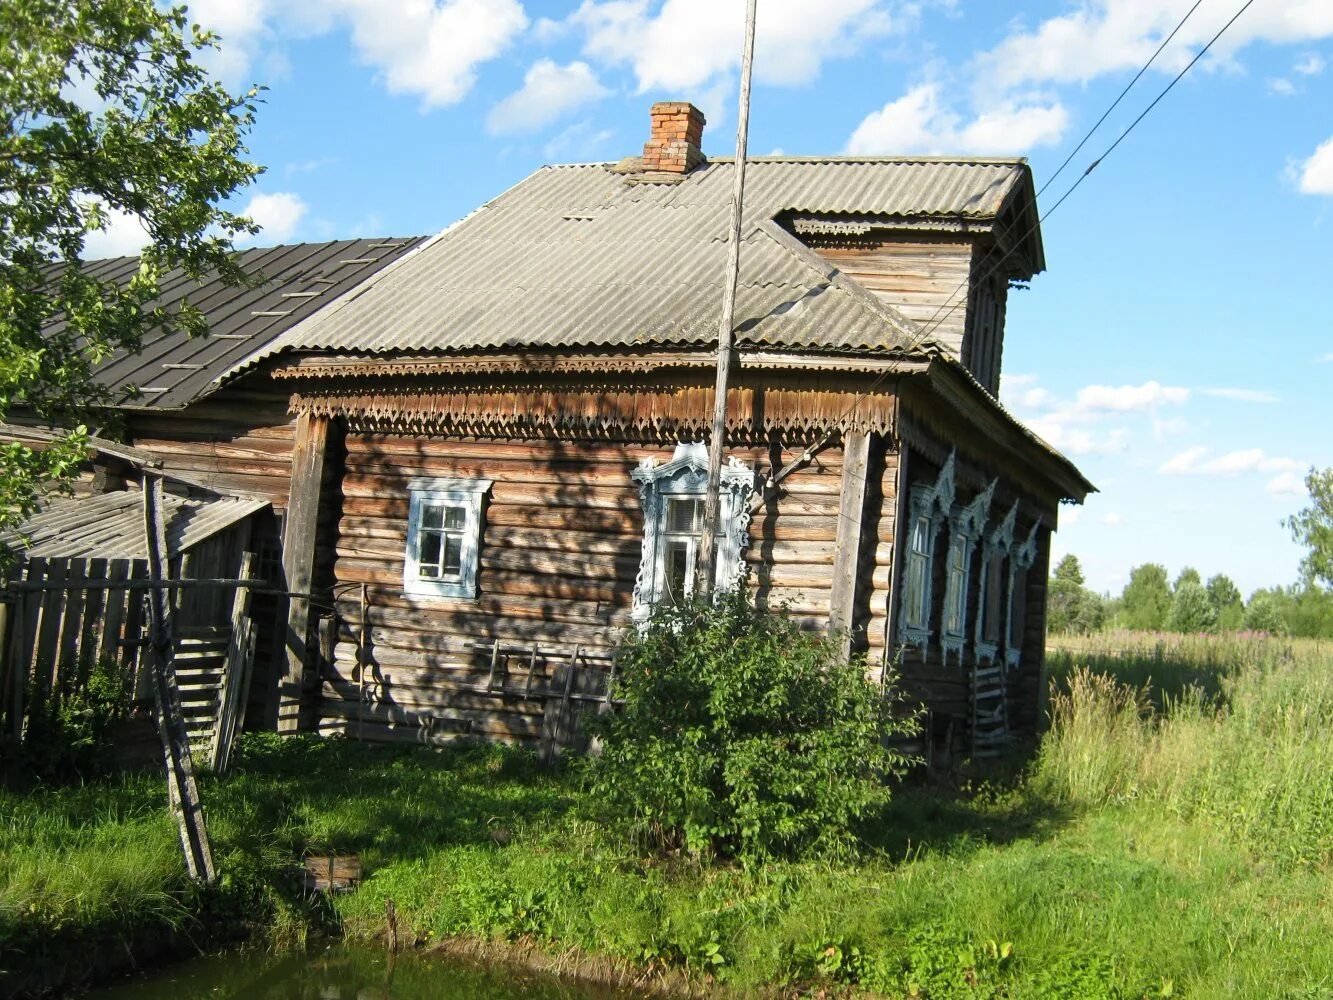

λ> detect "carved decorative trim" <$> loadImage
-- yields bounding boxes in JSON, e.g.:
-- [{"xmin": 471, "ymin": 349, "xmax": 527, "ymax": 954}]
[
  {"xmin": 289, "ymin": 386, "xmax": 898, "ymax": 439},
  {"xmin": 629, "ymin": 443, "xmax": 755, "ymax": 622},
  {"xmin": 272, "ymin": 351, "xmax": 926, "ymax": 380},
  {"xmin": 940, "ymin": 478, "xmax": 997, "ymax": 663},
  {"xmin": 897, "ymin": 451, "xmax": 956, "ymax": 652}
]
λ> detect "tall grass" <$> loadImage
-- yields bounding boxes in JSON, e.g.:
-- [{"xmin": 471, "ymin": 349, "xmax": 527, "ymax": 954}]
[
  {"xmin": 1039, "ymin": 633, "xmax": 1333, "ymax": 867},
  {"xmin": 5, "ymin": 634, "xmax": 1333, "ymax": 998}
]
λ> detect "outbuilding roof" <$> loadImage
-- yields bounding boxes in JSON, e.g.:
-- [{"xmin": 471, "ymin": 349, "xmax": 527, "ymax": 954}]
[
  {"xmin": 240, "ymin": 157, "xmax": 1039, "ymax": 366},
  {"xmin": 77, "ymin": 237, "xmax": 427, "ymax": 409},
  {"xmin": 2, "ymin": 491, "xmax": 268, "ymax": 560}
]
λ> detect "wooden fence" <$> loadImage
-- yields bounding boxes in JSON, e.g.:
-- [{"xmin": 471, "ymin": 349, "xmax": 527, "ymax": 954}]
[{"xmin": 0, "ymin": 557, "xmax": 258, "ymax": 767}]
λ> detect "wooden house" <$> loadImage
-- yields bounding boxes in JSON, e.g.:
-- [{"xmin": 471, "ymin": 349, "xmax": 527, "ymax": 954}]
[
  {"xmin": 217, "ymin": 102, "xmax": 1093, "ymax": 756},
  {"xmin": 9, "ymin": 103, "xmax": 1092, "ymax": 760}
]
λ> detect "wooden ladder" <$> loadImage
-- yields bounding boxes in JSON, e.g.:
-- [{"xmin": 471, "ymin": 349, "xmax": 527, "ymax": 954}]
[{"xmin": 173, "ymin": 629, "xmax": 231, "ymax": 749}]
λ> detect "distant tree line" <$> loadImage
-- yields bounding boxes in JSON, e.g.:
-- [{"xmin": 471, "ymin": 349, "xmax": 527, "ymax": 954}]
[{"xmin": 1049, "ymin": 467, "xmax": 1333, "ymax": 638}]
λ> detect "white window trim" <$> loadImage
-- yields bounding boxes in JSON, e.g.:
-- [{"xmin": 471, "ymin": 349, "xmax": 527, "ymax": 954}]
[
  {"xmin": 897, "ymin": 452, "xmax": 956, "ymax": 652},
  {"xmin": 1004, "ymin": 519, "xmax": 1042, "ymax": 669},
  {"xmin": 940, "ymin": 478, "xmax": 997, "ymax": 663},
  {"xmin": 974, "ymin": 501, "xmax": 1017, "ymax": 663},
  {"xmin": 403, "ymin": 477, "xmax": 492, "ymax": 600},
  {"xmin": 631, "ymin": 442, "xmax": 754, "ymax": 622}
]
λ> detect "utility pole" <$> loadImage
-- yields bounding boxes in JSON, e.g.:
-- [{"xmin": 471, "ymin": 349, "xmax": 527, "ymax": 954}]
[{"xmin": 696, "ymin": 0, "xmax": 758, "ymax": 597}]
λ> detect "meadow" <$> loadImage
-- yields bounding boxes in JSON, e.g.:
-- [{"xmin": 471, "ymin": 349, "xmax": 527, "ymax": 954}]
[{"xmin": 2, "ymin": 632, "xmax": 1331, "ymax": 998}]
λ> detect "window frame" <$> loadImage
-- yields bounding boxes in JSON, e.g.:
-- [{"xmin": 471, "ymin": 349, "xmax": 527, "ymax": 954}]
[
  {"xmin": 974, "ymin": 501, "xmax": 1017, "ymax": 662},
  {"xmin": 403, "ymin": 478, "xmax": 492, "ymax": 600},
  {"xmin": 631, "ymin": 443, "xmax": 754, "ymax": 622},
  {"xmin": 940, "ymin": 478, "xmax": 996, "ymax": 663},
  {"xmin": 896, "ymin": 452, "xmax": 956, "ymax": 652}
]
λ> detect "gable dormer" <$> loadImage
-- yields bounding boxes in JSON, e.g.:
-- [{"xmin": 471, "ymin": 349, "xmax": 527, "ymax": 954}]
[{"xmin": 786, "ymin": 160, "xmax": 1043, "ymax": 397}]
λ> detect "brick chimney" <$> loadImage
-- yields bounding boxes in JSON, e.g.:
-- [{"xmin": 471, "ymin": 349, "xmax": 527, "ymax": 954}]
[{"xmin": 643, "ymin": 102, "xmax": 706, "ymax": 174}]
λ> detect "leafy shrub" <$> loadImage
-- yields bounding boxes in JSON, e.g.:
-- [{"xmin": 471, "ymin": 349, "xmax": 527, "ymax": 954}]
[
  {"xmin": 585, "ymin": 595, "xmax": 915, "ymax": 861},
  {"xmin": 15, "ymin": 656, "xmax": 135, "ymax": 783}
]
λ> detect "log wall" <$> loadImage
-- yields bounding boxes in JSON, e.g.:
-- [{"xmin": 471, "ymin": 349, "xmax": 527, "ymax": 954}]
[
  {"xmin": 808, "ymin": 238, "xmax": 974, "ymax": 357},
  {"xmin": 127, "ymin": 388, "xmax": 298, "ymax": 511},
  {"xmin": 319, "ymin": 433, "xmax": 891, "ymax": 749}
]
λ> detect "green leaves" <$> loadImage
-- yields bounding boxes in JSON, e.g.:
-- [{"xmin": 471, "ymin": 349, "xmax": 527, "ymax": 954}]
[
  {"xmin": 0, "ymin": 0, "xmax": 261, "ymax": 541},
  {"xmin": 586, "ymin": 595, "xmax": 917, "ymax": 862}
]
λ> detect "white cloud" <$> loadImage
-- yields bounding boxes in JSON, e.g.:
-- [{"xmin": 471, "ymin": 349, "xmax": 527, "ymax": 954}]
[
  {"xmin": 1027, "ymin": 418, "xmax": 1129, "ymax": 456},
  {"xmin": 571, "ymin": 0, "xmax": 896, "ymax": 92},
  {"xmin": 1160, "ymin": 447, "xmax": 1303, "ymax": 477},
  {"xmin": 1297, "ymin": 136, "xmax": 1333, "ymax": 195},
  {"xmin": 82, "ymin": 205, "xmax": 150, "ymax": 259},
  {"xmin": 1295, "ymin": 52, "xmax": 1326, "ymax": 75},
  {"xmin": 237, "ymin": 191, "xmax": 308, "ymax": 244},
  {"xmin": 1061, "ymin": 506, "xmax": 1083, "ymax": 527},
  {"xmin": 977, "ymin": 1, "xmax": 1333, "ymax": 93},
  {"xmin": 1201, "ymin": 387, "xmax": 1280, "ymax": 403},
  {"xmin": 488, "ymin": 60, "xmax": 610, "ymax": 134},
  {"xmin": 1074, "ymin": 380, "xmax": 1189, "ymax": 412},
  {"xmin": 542, "ymin": 120, "xmax": 616, "ymax": 162},
  {"xmin": 1266, "ymin": 471, "xmax": 1307, "ymax": 498},
  {"xmin": 193, "ymin": 0, "xmax": 527, "ymax": 109},
  {"xmin": 1268, "ymin": 76, "xmax": 1298, "ymax": 95},
  {"xmin": 1100, "ymin": 512, "xmax": 1125, "ymax": 526},
  {"xmin": 846, "ymin": 83, "xmax": 1068, "ymax": 155},
  {"xmin": 1322, "ymin": 353, "xmax": 1333, "ymax": 362}
]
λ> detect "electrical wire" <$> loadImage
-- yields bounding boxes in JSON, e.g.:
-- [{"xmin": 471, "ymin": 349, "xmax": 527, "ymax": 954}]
[{"xmin": 757, "ymin": 0, "xmax": 1259, "ymax": 501}]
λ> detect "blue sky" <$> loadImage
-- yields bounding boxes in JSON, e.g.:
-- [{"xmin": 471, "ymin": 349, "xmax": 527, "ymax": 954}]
[{"xmin": 87, "ymin": 1, "xmax": 1333, "ymax": 597}]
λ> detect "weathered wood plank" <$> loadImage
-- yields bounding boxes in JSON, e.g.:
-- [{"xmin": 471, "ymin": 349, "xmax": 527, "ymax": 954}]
[{"xmin": 279, "ymin": 411, "xmax": 329, "ymax": 733}]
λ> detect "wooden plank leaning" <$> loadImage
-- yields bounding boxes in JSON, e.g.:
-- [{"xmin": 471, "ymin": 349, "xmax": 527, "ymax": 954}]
[
  {"xmin": 210, "ymin": 552, "xmax": 255, "ymax": 774},
  {"xmin": 143, "ymin": 474, "xmax": 216, "ymax": 884}
]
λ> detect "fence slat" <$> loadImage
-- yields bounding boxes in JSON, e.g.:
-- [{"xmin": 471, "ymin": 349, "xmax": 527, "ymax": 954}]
[
  {"xmin": 76, "ymin": 559, "xmax": 108, "ymax": 682},
  {"xmin": 56, "ymin": 558, "xmax": 88, "ymax": 688},
  {"xmin": 100, "ymin": 561, "xmax": 131, "ymax": 682},
  {"xmin": 32, "ymin": 558, "xmax": 63, "ymax": 714}
]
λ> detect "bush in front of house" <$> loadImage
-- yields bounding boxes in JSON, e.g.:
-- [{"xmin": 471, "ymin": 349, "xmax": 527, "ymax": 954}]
[{"xmin": 585, "ymin": 595, "xmax": 916, "ymax": 862}]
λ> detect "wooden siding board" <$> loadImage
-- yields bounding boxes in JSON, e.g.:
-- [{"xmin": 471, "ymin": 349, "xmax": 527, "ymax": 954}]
[{"xmin": 321, "ymin": 433, "xmax": 847, "ymax": 748}]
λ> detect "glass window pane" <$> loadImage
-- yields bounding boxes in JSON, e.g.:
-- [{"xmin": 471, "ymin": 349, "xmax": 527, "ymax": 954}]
[
  {"xmin": 442, "ymin": 535, "xmax": 463, "ymax": 576},
  {"xmin": 912, "ymin": 516, "xmax": 931, "ymax": 555},
  {"xmin": 421, "ymin": 504, "xmax": 444, "ymax": 529},
  {"xmin": 666, "ymin": 498, "xmax": 701, "ymax": 534},
  {"xmin": 664, "ymin": 540, "xmax": 691, "ymax": 604},
  {"xmin": 905, "ymin": 553, "xmax": 926, "ymax": 627},
  {"xmin": 443, "ymin": 505, "xmax": 466, "ymax": 531},
  {"xmin": 419, "ymin": 530, "xmax": 441, "ymax": 571}
]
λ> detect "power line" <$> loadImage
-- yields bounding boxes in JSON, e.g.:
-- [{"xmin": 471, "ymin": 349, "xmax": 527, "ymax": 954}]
[
  {"xmin": 764, "ymin": 0, "xmax": 1259, "ymax": 493},
  {"xmin": 1036, "ymin": 0, "xmax": 1207, "ymax": 201}
]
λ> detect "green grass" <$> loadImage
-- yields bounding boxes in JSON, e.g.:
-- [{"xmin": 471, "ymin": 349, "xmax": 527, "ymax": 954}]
[{"xmin": 4, "ymin": 633, "xmax": 1333, "ymax": 998}]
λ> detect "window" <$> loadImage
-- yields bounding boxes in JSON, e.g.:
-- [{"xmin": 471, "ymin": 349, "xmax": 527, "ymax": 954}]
[
  {"xmin": 404, "ymin": 478, "xmax": 491, "ymax": 599},
  {"xmin": 942, "ymin": 532, "xmax": 967, "ymax": 638},
  {"xmin": 896, "ymin": 453, "xmax": 955, "ymax": 652},
  {"xmin": 631, "ymin": 443, "xmax": 754, "ymax": 622},
  {"xmin": 657, "ymin": 495, "xmax": 726, "ymax": 606},
  {"xmin": 903, "ymin": 515, "xmax": 933, "ymax": 630},
  {"xmin": 940, "ymin": 479, "xmax": 995, "ymax": 663},
  {"xmin": 982, "ymin": 554, "xmax": 1005, "ymax": 645}
]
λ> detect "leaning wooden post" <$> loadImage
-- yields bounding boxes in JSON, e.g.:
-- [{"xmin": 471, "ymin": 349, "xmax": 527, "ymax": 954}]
[
  {"xmin": 695, "ymin": 0, "xmax": 759, "ymax": 596},
  {"xmin": 143, "ymin": 473, "xmax": 216, "ymax": 884},
  {"xmin": 279, "ymin": 411, "xmax": 330, "ymax": 733},
  {"xmin": 828, "ymin": 431, "xmax": 873, "ymax": 660},
  {"xmin": 210, "ymin": 552, "xmax": 255, "ymax": 774}
]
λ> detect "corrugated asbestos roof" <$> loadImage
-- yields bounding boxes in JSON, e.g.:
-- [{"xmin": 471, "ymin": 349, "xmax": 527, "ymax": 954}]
[
  {"xmin": 75, "ymin": 237, "xmax": 427, "ymax": 408},
  {"xmin": 3, "ymin": 491, "xmax": 268, "ymax": 559},
  {"xmin": 243, "ymin": 157, "xmax": 1035, "ymax": 364}
]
